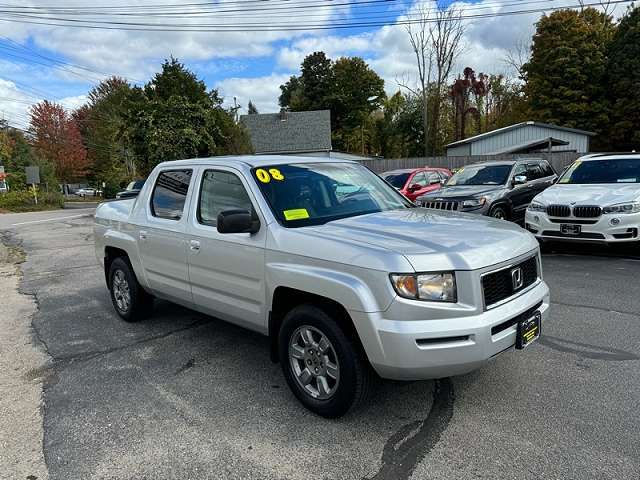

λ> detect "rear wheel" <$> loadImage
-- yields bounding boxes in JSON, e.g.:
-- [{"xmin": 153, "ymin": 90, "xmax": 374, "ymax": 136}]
[
  {"xmin": 108, "ymin": 257, "xmax": 153, "ymax": 322},
  {"xmin": 278, "ymin": 305, "xmax": 374, "ymax": 418}
]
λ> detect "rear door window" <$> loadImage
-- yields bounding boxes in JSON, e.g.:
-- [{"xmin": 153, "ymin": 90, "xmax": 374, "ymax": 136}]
[
  {"xmin": 540, "ymin": 161, "xmax": 555, "ymax": 177},
  {"xmin": 150, "ymin": 170, "xmax": 193, "ymax": 220},
  {"xmin": 412, "ymin": 172, "xmax": 428, "ymax": 187}
]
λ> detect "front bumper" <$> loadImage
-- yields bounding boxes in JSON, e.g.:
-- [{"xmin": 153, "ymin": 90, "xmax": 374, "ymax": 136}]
[
  {"xmin": 350, "ymin": 280, "xmax": 550, "ymax": 380},
  {"xmin": 525, "ymin": 210, "xmax": 640, "ymax": 243}
]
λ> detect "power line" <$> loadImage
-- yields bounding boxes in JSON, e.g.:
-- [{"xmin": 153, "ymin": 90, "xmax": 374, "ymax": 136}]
[{"xmin": 0, "ymin": 0, "xmax": 631, "ymax": 31}]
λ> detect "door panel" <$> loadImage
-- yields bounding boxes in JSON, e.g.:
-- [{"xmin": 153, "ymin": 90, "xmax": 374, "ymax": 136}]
[
  {"xmin": 508, "ymin": 164, "xmax": 534, "ymax": 219},
  {"xmin": 138, "ymin": 169, "xmax": 194, "ymax": 304},
  {"xmin": 187, "ymin": 169, "xmax": 267, "ymax": 332}
]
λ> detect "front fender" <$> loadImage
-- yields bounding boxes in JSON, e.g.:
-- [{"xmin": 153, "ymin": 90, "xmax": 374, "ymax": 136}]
[{"xmin": 266, "ymin": 262, "xmax": 393, "ymax": 314}]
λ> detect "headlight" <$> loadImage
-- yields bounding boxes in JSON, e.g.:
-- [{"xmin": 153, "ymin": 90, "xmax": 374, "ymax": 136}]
[
  {"xmin": 462, "ymin": 197, "xmax": 486, "ymax": 208},
  {"xmin": 603, "ymin": 202, "xmax": 640, "ymax": 214},
  {"xmin": 528, "ymin": 202, "xmax": 547, "ymax": 212},
  {"xmin": 390, "ymin": 272, "xmax": 457, "ymax": 302}
]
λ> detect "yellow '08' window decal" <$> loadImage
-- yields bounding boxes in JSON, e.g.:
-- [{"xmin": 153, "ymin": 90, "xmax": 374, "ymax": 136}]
[
  {"xmin": 255, "ymin": 168, "xmax": 285, "ymax": 183},
  {"xmin": 283, "ymin": 209, "xmax": 310, "ymax": 221}
]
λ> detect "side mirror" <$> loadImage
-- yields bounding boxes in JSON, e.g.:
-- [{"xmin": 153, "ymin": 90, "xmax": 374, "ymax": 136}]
[
  {"xmin": 513, "ymin": 175, "xmax": 527, "ymax": 185},
  {"xmin": 408, "ymin": 183, "xmax": 421, "ymax": 193},
  {"xmin": 217, "ymin": 209, "xmax": 260, "ymax": 234}
]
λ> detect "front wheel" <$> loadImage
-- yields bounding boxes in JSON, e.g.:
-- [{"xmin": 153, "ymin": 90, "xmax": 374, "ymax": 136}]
[
  {"xmin": 489, "ymin": 205, "xmax": 509, "ymax": 220},
  {"xmin": 278, "ymin": 305, "xmax": 374, "ymax": 418}
]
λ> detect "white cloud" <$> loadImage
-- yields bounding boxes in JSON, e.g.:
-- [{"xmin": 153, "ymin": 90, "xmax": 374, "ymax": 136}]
[
  {"xmin": 0, "ymin": 78, "xmax": 36, "ymax": 130},
  {"xmin": 216, "ymin": 74, "xmax": 291, "ymax": 114}
]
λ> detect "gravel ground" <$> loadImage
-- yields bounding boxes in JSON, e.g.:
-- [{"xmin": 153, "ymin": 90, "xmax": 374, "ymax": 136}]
[{"xmin": 0, "ymin": 239, "xmax": 50, "ymax": 480}]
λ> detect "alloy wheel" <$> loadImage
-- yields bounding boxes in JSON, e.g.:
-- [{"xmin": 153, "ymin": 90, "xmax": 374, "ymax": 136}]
[
  {"xmin": 112, "ymin": 269, "xmax": 131, "ymax": 313},
  {"xmin": 289, "ymin": 325, "xmax": 340, "ymax": 400}
]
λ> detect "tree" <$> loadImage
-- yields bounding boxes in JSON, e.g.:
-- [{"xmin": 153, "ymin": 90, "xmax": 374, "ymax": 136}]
[
  {"xmin": 429, "ymin": 4, "xmax": 466, "ymax": 154},
  {"xmin": 523, "ymin": 8, "xmax": 614, "ymax": 148},
  {"xmin": 400, "ymin": 3, "xmax": 434, "ymax": 157},
  {"xmin": 247, "ymin": 100, "xmax": 259, "ymax": 114},
  {"xmin": 74, "ymin": 77, "xmax": 135, "ymax": 194},
  {"xmin": 30, "ymin": 100, "xmax": 89, "ymax": 183},
  {"xmin": 279, "ymin": 52, "xmax": 385, "ymax": 153},
  {"xmin": 125, "ymin": 58, "xmax": 251, "ymax": 175},
  {"xmin": 279, "ymin": 52, "xmax": 334, "ymax": 112},
  {"xmin": 606, "ymin": 4, "xmax": 640, "ymax": 151},
  {"xmin": 450, "ymin": 67, "xmax": 489, "ymax": 140}
]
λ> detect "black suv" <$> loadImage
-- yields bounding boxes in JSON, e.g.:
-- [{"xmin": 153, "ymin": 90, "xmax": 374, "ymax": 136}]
[{"xmin": 415, "ymin": 158, "xmax": 557, "ymax": 221}]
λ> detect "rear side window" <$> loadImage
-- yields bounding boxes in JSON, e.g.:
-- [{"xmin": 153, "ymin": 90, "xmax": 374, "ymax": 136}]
[
  {"xmin": 412, "ymin": 172, "xmax": 428, "ymax": 187},
  {"xmin": 150, "ymin": 170, "xmax": 193, "ymax": 220},
  {"xmin": 540, "ymin": 161, "xmax": 555, "ymax": 177},
  {"xmin": 198, "ymin": 170, "xmax": 253, "ymax": 226}
]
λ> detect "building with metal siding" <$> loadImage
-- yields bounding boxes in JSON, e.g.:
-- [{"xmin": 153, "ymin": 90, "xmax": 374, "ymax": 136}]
[{"xmin": 445, "ymin": 121, "xmax": 595, "ymax": 157}]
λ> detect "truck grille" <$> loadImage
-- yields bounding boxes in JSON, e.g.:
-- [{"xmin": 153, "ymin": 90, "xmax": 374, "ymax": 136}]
[
  {"xmin": 422, "ymin": 200, "xmax": 460, "ymax": 211},
  {"xmin": 481, "ymin": 256, "xmax": 538, "ymax": 309},
  {"xmin": 547, "ymin": 205, "xmax": 570, "ymax": 217},
  {"xmin": 573, "ymin": 205, "xmax": 602, "ymax": 218}
]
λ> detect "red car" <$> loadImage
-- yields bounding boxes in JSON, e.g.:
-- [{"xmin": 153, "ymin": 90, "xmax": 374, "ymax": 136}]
[{"xmin": 381, "ymin": 167, "xmax": 452, "ymax": 201}]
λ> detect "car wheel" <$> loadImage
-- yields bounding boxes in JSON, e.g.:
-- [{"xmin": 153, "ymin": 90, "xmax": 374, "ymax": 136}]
[
  {"xmin": 278, "ymin": 304, "xmax": 374, "ymax": 418},
  {"xmin": 489, "ymin": 205, "xmax": 509, "ymax": 220},
  {"xmin": 108, "ymin": 257, "xmax": 153, "ymax": 322}
]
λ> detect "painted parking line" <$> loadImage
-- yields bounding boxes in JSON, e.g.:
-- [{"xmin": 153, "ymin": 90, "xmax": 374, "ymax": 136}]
[{"xmin": 11, "ymin": 213, "xmax": 93, "ymax": 227}]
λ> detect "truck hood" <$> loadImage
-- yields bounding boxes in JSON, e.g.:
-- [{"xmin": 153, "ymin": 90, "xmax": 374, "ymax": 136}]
[
  {"xmin": 307, "ymin": 208, "xmax": 537, "ymax": 271},
  {"xmin": 419, "ymin": 184, "xmax": 503, "ymax": 200},
  {"xmin": 534, "ymin": 184, "xmax": 640, "ymax": 206}
]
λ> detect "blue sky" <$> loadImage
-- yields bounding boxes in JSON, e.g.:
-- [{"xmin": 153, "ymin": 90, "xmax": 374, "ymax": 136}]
[{"xmin": 0, "ymin": 0, "xmax": 568, "ymax": 128}]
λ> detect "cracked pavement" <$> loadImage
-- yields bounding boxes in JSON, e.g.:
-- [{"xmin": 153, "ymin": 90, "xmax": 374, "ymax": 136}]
[{"xmin": 1, "ymin": 211, "xmax": 639, "ymax": 480}]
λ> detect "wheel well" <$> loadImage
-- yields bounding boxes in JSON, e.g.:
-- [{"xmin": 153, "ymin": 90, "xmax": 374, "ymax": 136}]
[
  {"xmin": 490, "ymin": 201, "xmax": 511, "ymax": 216},
  {"xmin": 104, "ymin": 246, "xmax": 130, "ymax": 284},
  {"xmin": 269, "ymin": 287, "xmax": 361, "ymax": 363}
]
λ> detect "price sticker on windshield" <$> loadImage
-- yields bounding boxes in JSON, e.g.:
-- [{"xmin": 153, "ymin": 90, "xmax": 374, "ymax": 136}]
[{"xmin": 255, "ymin": 168, "xmax": 285, "ymax": 183}]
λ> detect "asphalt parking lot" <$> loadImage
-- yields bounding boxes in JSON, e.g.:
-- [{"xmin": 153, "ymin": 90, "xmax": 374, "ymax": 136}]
[{"xmin": 2, "ymin": 211, "xmax": 639, "ymax": 480}]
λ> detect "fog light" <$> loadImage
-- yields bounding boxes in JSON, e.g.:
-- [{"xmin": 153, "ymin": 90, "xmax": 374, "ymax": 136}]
[
  {"xmin": 610, "ymin": 218, "xmax": 620, "ymax": 226},
  {"xmin": 533, "ymin": 215, "xmax": 539, "ymax": 222}
]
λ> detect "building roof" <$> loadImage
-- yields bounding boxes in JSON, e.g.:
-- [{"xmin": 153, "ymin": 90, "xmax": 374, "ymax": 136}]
[
  {"xmin": 240, "ymin": 110, "xmax": 332, "ymax": 154},
  {"xmin": 446, "ymin": 121, "xmax": 596, "ymax": 148},
  {"xmin": 484, "ymin": 137, "xmax": 570, "ymax": 155}
]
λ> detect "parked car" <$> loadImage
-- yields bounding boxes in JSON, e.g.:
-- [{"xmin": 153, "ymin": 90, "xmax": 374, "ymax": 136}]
[
  {"xmin": 416, "ymin": 158, "xmax": 557, "ymax": 221},
  {"xmin": 76, "ymin": 188, "xmax": 97, "ymax": 197},
  {"xmin": 525, "ymin": 153, "xmax": 640, "ymax": 243},
  {"xmin": 94, "ymin": 156, "xmax": 549, "ymax": 418},
  {"xmin": 381, "ymin": 167, "xmax": 451, "ymax": 201},
  {"xmin": 115, "ymin": 180, "xmax": 146, "ymax": 199}
]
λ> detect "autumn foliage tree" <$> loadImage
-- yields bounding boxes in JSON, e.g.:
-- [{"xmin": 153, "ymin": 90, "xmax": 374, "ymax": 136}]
[{"xmin": 29, "ymin": 101, "xmax": 89, "ymax": 183}]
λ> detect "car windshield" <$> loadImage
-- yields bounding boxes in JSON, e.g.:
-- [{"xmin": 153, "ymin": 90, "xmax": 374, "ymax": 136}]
[
  {"xmin": 558, "ymin": 158, "xmax": 640, "ymax": 184},
  {"xmin": 126, "ymin": 180, "xmax": 145, "ymax": 190},
  {"xmin": 252, "ymin": 162, "xmax": 413, "ymax": 227},
  {"xmin": 382, "ymin": 172, "xmax": 410, "ymax": 189},
  {"xmin": 446, "ymin": 165, "xmax": 512, "ymax": 186}
]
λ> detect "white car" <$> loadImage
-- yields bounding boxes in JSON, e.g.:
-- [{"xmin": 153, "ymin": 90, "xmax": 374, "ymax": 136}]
[
  {"xmin": 525, "ymin": 154, "xmax": 640, "ymax": 243},
  {"xmin": 76, "ymin": 188, "xmax": 97, "ymax": 197}
]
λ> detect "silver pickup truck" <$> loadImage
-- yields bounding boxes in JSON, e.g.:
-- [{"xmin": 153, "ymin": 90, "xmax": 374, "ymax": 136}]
[{"xmin": 95, "ymin": 156, "xmax": 550, "ymax": 417}]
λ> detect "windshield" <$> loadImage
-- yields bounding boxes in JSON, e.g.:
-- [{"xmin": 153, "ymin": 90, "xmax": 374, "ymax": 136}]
[
  {"xmin": 382, "ymin": 172, "xmax": 410, "ymax": 189},
  {"xmin": 558, "ymin": 158, "xmax": 640, "ymax": 184},
  {"xmin": 446, "ymin": 165, "xmax": 512, "ymax": 186},
  {"xmin": 126, "ymin": 180, "xmax": 145, "ymax": 190},
  {"xmin": 252, "ymin": 162, "xmax": 413, "ymax": 227}
]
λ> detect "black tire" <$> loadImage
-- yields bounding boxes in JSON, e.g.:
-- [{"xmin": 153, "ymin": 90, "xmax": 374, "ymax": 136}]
[
  {"xmin": 108, "ymin": 257, "xmax": 153, "ymax": 322},
  {"xmin": 489, "ymin": 204, "xmax": 509, "ymax": 220},
  {"xmin": 278, "ymin": 304, "xmax": 375, "ymax": 418}
]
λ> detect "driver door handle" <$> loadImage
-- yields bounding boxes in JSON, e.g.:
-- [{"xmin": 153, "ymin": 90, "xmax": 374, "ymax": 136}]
[{"xmin": 189, "ymin": 240, "xmax": 201, "ymax": 251}]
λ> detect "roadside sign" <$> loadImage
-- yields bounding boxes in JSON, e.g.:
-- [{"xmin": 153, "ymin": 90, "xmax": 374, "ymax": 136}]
[{"xmin": 26, "ymin": 166, "xmax": 40, "ymax": 185}]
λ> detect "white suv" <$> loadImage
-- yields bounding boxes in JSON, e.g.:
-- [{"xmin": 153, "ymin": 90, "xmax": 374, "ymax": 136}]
[{"xmin": 525, "ymin": 154, "xmax": 640, "ymax": 243}]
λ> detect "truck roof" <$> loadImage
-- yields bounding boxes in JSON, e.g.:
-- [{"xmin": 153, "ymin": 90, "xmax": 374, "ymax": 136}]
[{"xmin": 156, "ymin": 155, "xmax": 357, "ymax": 169}]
